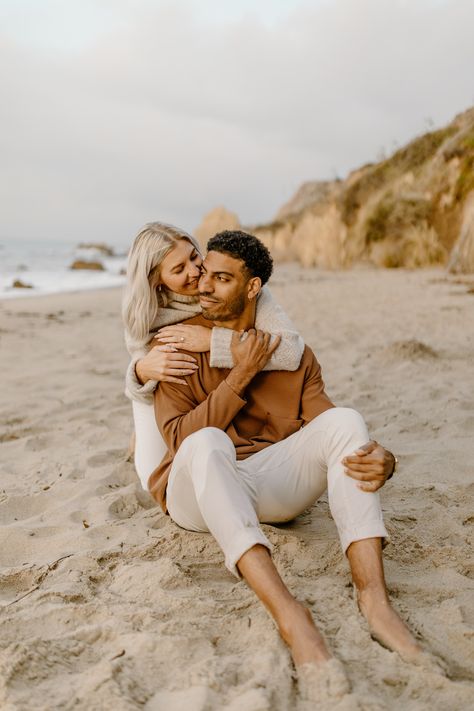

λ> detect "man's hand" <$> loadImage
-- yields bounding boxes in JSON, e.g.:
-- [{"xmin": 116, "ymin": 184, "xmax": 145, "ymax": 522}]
[
  {"xmin": 226, "ymin": 329, "xmax": 281, "ymax": 396},
  {"xmin": 343, "ymin": 440, "xmax": 396, "ymax": 492}
]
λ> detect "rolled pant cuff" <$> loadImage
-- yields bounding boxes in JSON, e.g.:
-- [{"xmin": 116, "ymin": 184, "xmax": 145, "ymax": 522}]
[
  {"xmin": 225, "ymin": 527, "xmax": 273, "ymax": 579},
  {"xmin": 340, "ymin": 521, "xmax": 389, "ymax": 555}
]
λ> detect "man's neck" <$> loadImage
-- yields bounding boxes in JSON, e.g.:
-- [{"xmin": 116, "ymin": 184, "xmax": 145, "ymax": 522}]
[{"xmin": 211, "ymin": 300, "xmax": 257, "ymax": 331}]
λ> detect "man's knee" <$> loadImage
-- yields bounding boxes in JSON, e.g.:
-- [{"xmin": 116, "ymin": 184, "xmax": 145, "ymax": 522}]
[
  {"xmin": 311, "ymin": 407, "xmax": 369, "ymax": 447},
  {"xmin": 180, "ymin": 426, "xmax": 233, "ymax": 458}
]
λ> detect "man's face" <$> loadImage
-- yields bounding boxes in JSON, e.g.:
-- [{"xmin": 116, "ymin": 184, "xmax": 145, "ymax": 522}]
[{"xmin": 198, "ymin": 250, "xmax": 249, "ymax": 321}]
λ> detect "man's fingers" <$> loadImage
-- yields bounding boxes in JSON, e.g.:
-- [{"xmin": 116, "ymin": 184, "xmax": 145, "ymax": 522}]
[
  {"xmin": 343, "ymin": 455, "xmax": 384, "ymax": 467},
  {"xmin": 344, "ymin": 468, "xmax": 384, "ymax": 482},
  {"xmin": 267, "ymin": 334, "xmax": 281, "ymax": 355},
  {"xmin": 352, "ymin": 440, "xmax": 377, "ymax": 456},
  {"xmin": 357, "ymin": 480, "xmax": 383, "ymax": 493},
  {"xmin": 343, "ymin": 441, "xmax": 378, "ymax": 460},
  {"xmin": 231, "ymin": 330, "xmax": 241, "ymax": 347}
]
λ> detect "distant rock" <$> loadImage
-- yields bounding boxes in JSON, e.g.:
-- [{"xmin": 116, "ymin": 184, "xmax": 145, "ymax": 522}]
[
  {"xmin": 69, "ymin": 260, "xmax": 105, "ymax": 271},
  {"xmin": 194, "ymin": 207, "xmax": 241, "ymax": 248},
  {"xmin": 12, "ymin": 279, "xmax": 33, "ymax": 289},
  {"xmin": 77, "ymin": 242, "xmax": 115, "ymax": 257}
]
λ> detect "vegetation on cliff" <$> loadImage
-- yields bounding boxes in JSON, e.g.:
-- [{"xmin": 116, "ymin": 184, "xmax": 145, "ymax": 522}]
[{"xmin": 249, "ymin": 107, "xmax": 474, "ymax": 271}]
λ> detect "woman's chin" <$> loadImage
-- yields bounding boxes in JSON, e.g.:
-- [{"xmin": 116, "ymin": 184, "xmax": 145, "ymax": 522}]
[{"xmin": 182, "ymin": 285, "xmax": 200, "ymax": 296}]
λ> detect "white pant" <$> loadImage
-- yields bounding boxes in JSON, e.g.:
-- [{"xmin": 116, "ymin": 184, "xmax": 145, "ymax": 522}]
[
  {"xmin": 167, "ymin": 407, "xmax": 388, "ymax": 577},
  {"xmin": 132, "ymin": 399, "xmax": 168, "ymax": 490}
]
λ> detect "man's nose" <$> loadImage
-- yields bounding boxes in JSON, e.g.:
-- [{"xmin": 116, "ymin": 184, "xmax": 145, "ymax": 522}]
[{"xmin": 199, "ymin": 273, "xmax": 212, "ymax": 292}]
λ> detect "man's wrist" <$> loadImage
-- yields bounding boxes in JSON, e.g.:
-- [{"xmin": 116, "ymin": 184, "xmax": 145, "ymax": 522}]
[
  {"xmin": 386, "ymin": 453, "xmax": 398, "ymax": 480},
  {"xmin": 226, "ymin": 364, "xmax": 257, "ymax": 396}
]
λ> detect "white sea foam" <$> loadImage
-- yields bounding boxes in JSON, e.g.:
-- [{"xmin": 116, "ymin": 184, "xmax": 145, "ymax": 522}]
[{"xmin": 0, "ymin": 240, "xmax": 128, "ymax": 299}]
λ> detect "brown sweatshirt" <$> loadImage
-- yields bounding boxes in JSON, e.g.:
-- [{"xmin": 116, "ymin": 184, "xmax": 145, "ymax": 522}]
[{"xmin": 148, "ymin": 315, "xmax": 334, "ymax": 511}]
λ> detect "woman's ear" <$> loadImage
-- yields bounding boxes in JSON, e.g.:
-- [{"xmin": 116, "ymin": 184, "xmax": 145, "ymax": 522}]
[{"xmin": 247, "ymin": 277, "xmax": 262, "ymax": 301}]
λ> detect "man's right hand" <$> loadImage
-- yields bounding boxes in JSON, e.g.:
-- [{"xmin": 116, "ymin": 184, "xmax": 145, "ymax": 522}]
[{"xmin": 226, "ymin": 329, "xmax": 281, "ymax": 395}]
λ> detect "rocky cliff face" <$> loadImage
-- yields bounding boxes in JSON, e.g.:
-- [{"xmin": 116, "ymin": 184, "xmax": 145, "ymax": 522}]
[{"xmin": 249, "ymin": 107, "xmax": 474, "ymax": 271}]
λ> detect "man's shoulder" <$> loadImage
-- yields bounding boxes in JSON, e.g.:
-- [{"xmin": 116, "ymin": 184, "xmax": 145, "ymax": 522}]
[{"xmin": 301, "ymin": 343, "xmax": 319, "ymax": 367}]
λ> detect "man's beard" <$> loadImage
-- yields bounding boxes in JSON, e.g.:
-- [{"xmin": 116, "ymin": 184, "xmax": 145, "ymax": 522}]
[{"xmin": 200, "ymin": 291, "xmax": 246, "ymax": 321}]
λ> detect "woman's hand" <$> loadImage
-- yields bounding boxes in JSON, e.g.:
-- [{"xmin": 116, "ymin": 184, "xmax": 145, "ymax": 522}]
[
  {"xmin": 135, "ymin": 344, "xmax": 199, "ymax": 385},
  {"xmin": 155, "ymin": 325, "xmax": 211, "ymax": 353}
]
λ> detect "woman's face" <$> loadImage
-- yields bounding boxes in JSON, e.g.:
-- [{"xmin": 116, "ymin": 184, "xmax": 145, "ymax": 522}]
[{"xmin": 158, "ymin": 239, "xmax": 202, "ymax": 296}]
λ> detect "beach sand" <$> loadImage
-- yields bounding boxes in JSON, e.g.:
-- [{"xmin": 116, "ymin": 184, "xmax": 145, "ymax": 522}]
[{"xmin": 0, "ymin": 266, "xmax": 473, "ymax": 710}]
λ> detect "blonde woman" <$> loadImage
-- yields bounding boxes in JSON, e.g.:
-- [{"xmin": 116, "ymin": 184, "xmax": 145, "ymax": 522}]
[{"xmin": 123, "ymin": 222, "xmax": 304, "ymax": 490}]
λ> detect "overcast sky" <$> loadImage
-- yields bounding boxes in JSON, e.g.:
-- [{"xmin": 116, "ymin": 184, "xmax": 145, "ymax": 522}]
[{"xmin": 1, "ymin": 0, "xmax": 473, "ymax": 244}]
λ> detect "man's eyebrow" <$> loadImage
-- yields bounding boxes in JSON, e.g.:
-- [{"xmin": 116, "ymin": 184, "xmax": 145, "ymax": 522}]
[{"xmin": 201, "ymin": 266, "xmax": 235, "ymax": 278}]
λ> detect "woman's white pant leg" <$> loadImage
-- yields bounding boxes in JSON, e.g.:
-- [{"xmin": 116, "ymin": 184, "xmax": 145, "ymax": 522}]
[
  {"xmin": 316, "ymin": 407, "xmax": 388, "ymax": 553},
  {"xmin": 167, "ymin": 427, "xmax": 272, "ymax": 577},
  {"xmin": 132, "ymin": 399, "xmax": 168, "ymax": 489}
]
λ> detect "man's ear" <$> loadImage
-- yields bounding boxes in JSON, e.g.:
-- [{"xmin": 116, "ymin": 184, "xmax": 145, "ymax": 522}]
[{"xmin": 247, "ymin": 276, "xmax": 262, "ymax": 301}]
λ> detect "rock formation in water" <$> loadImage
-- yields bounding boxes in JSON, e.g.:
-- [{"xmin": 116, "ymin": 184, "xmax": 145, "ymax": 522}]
[{"xmin": 69, "ymin": 260, "xmax": 105, "ymax": 271}]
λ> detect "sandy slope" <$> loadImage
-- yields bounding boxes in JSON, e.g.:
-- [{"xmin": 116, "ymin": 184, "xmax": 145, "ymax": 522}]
[{"xmin": 0, "ymin": 267, "xmax": 473, "ymax": 710}]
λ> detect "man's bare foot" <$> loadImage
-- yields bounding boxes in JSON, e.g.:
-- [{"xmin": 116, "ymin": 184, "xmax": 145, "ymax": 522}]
[
  {"xmin": 357, "ymin": 587, "xmax": 422, "ymax": 661},
  {"xmin": 297, "ymin": 659, "xmax": 350, "ymax": 702},
  {"xmin": 277, "ymin": 600, "xmax": 332, "ymax": 667},
  {"xmin": 277, "ymin": 602, "xmax": 351, "ymax": 701}
]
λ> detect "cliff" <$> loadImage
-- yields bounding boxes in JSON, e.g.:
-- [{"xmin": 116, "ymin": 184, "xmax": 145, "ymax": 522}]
[{"xmin": 249, "ymin": 107, "xmax": 474, "ymax": 271}]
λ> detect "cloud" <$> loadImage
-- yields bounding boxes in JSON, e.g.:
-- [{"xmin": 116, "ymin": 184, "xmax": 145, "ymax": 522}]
[{"xmin": 1, "ymin": 0, "xmax": 473, "ymax": 243}]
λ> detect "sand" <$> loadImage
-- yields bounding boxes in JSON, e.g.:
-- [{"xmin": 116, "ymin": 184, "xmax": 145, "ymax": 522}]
[{"xmin": 0, "ymin": 266, "xmax": 473, "ymax": 710}]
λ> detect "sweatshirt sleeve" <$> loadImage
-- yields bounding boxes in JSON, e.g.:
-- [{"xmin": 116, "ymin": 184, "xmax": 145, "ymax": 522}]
[
  {"xmin": 209, "ymin": 286, "xmax": 304, "ymax": 371},
  {"xmin": 124, "ymin": 346, "xmax": 158, "ymax": 403},
  {"xmin": 155, "ymin": 375, "xmax": 246, "ymax": 455}
]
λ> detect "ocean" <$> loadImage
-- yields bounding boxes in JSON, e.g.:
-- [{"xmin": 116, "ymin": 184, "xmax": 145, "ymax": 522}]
[{"xmin": 0, "ymin": 239, "xmax": 128, "ymax": 299}]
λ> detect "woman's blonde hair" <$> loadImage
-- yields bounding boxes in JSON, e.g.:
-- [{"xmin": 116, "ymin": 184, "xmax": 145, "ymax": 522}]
[{"xmin": 122, "ymin": 221, "xmax": 201, "ymax": 349}]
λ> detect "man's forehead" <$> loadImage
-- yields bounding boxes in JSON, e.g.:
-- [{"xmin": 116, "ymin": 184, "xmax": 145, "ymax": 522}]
[{"xmin": 203, "ymin": 250, "xmax": 244, "ymax": 274}]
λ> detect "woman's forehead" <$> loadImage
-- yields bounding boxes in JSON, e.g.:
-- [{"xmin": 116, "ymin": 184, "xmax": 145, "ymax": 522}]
[{"xmin": 163, "ymin": 239, "xmax": 195, "ymax": 267}]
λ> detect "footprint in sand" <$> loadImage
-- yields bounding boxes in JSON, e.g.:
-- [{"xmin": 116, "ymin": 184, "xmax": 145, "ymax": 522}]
[
  {"xmin": 108, "ymin": 493, "xmax": 140, "ymax": 520},
  {"xmin": 86, "ymin": 449, "xmax": 123, "ymax": 468}
]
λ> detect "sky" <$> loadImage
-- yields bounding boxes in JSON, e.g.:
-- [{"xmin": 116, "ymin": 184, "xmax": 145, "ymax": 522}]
[{"xmin": 1, "ymin": 0, "xmax": 473, "ymax": 244}]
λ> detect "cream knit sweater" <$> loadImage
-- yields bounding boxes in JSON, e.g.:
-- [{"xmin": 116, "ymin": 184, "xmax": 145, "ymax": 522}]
[{"xmin": 124, "ymin": 286, "xmax": 304, "ymax": 403}]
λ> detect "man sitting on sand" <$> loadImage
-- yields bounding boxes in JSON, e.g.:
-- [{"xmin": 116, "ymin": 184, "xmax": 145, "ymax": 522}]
[{"xmin": 148, "ymin": 230, "xmax": 425, "ymax": 696}]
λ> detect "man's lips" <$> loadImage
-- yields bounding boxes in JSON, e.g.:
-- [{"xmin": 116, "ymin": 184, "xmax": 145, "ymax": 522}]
[{"xmin": 199, "ymin": 295, "xmax": 220, "ymax": 306}]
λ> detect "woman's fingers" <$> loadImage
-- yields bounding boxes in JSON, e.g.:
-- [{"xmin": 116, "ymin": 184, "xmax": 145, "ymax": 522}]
[
  {"xmin": 162, "ymin": 376, "xmax": 189, "ymax": 385},
  {"xmin": 151, "ymin": 347, "xmax": 197, "ymax": 363},
  {"xmin": 152, "ymin": 343, "xmax": 178, "ymax": 352},
  {"xmin": 155, "ymin": 335, "xmax": 183, "ymax": 344},
  {"xmin": 164, "ymin": 367, "xmax": 198, "ymax": 376}
]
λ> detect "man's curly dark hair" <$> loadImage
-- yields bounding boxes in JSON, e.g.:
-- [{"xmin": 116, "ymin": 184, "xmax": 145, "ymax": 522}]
[{"xmin": 207, "ymin": 230, "xmax": 273, "ymax": 285}]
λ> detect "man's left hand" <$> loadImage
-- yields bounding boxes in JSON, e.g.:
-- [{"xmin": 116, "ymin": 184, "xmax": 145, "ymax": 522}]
[{"xmin": 343, "ymin": 441, "xmax": 395, "ymax": 492}]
